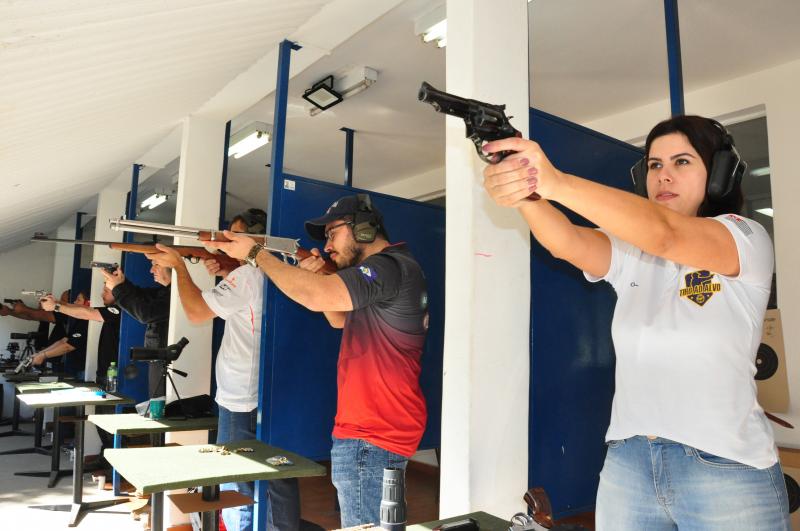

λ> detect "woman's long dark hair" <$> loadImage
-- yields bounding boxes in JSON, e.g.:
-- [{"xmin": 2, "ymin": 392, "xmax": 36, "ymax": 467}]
[{"xmin": 644, "ymin": 115, "xmax": 744, "ymax": 217}]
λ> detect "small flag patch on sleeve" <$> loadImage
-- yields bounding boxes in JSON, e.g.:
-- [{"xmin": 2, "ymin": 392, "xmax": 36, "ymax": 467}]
[{"xmin": 725, "ymin": 214, "xmax": 753, "ymax": 236}]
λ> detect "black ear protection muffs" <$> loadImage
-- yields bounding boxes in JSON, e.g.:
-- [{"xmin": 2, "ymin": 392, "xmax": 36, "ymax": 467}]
[
  {"xmin": 630, "ymin": 119, "xmax": 746, "ymax": 202},
  {"xmin": 239, "ymin": 208, "xmax": 267, "ymax": 234},
  {"xmin": 351, "ymin": 194, "xmax": 380, "ymax": 244}
]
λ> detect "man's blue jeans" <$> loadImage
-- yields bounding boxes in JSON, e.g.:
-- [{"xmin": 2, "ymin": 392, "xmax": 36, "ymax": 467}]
[
  {"xmin": 217, "ymin": 405, "xmax": 300, "ymax": 531},
  {"xmin": 331, "ymin": 436, "xmax": 409, "ymax": 528},
  {"xmin": 596, "ymin": 436, "xmax": 791, "ymax": 530}
]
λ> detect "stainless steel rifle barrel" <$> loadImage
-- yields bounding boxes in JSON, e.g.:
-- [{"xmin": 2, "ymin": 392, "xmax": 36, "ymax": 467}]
[{"xmin": 109, "ymin": 218, "xmax": 204, "ymax": 239}]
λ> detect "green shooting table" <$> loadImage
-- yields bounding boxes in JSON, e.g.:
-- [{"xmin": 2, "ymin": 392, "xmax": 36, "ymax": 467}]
[
  {"xmin": 1, "ymin": 380, "xmax": 75, "ymax": 462},
  {"xmin": 409, "ymin": 511, "xmax": 510, "ymax": 531},
  {"xmin": 88, "ymin": 412, "xmax": 219, "ymax": 531},
  {"xmin": 0, "ymin": 374, "xmax": 72, "ymax": 441},
  {"xmin": 105, "ymin": 439, "xmax": 326, "ymax": 531},
  {"xmin": 88, "ymin": 412, "xmax": 219, "ymax": 438},
  {"xmin": 18, "ymin": 388, "xmax": 135, "ymax": 526}
]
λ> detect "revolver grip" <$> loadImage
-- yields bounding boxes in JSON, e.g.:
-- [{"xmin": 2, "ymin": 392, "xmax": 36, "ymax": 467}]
[{"xmin": 474, "ymin": 133, "xmax": 541, "ymax": 201}]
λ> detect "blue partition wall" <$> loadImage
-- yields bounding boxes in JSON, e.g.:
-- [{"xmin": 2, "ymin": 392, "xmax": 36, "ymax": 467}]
[
  {"xmin": 259, "ymin": 174, "xmax": 445, "ymax": 460},
  {"xmin": 528, "ymin": 109, "xmax": 643, "ymax": 517}
]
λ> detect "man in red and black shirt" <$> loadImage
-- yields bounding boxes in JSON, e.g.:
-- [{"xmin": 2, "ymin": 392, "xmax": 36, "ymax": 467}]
[{"xmin": 206, "ymin": 194, "xmax": 429, "ymax": 527}]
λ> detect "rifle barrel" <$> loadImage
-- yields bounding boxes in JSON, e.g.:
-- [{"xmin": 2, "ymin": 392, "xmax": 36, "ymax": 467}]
[{"xmin": 110, "ymin": 218, "xmax": 204, "ymax": 240}]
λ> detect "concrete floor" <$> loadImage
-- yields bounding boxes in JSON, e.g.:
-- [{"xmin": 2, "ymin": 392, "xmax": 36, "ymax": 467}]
[{"xmin": 0, "ymin": 419, "xmax": 145, "ymax": 531}]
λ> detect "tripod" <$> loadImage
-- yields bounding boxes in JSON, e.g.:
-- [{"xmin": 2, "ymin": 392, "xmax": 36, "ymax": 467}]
[
  {"xmin": 1, "ymin": 337, "xmax": 41, "ymax": 439},
  {"xmin": 147, "ymin": 361, "xmax": 188, "ymax": 420}
]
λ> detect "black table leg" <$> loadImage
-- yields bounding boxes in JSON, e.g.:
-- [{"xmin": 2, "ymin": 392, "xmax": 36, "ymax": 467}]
[
  {"xmin": 0, "ymin": 408, "xmax": 52, "ymax": 458},
  {"xmin": 30, "ymin": 405, "xmax": 130, "ymax": 527},
  {"xmin": 15, "ymin": 406, "xmax": 70, "ymax": 486},
  {"xmin": 149, "ymin": 432, "xmax": 166, "ymax": 531},
  {"xmin": 0, "ymin": 390, "xmax": 33, "ymax": 439},
  {"xmin": 201, "ymin": 485, "xmax": 220, "ymax": 531},
  {"xmin": 151, "ymin": 492, "xmax": 164, "ymax": 531},
  {"xmin": 0, "ymin": 381, "xmax": 9, "ymax": 426}
]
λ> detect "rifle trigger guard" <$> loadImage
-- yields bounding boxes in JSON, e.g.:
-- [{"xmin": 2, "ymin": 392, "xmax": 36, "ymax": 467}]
[{"xmin": 188, "ymin": 257, "xmax": 200, "ymax": 264}]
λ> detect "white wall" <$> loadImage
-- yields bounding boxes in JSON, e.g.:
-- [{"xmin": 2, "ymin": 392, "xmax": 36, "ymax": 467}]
[
  {"xmin": 372, "ymin": 166, "xmax": 445, "ymax": 201},
  {"xmin": 584, "ymin": 58, "xmax": 800, "ymax": 448},
  {"xmin": 0, "ymin": 242, "xmax": 55, "ymax": 348},
  {"xmin": 50, "ymin": 221, "xmax": 76, "ymax": 300},
  {"xmin": 0, "ymin": 242, "xmax": 55, "ymax": 418}
]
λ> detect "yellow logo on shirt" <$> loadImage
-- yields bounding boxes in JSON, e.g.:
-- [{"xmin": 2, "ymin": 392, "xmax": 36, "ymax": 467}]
[{"xmin": 680, "ymin": 270, "xmax": 721, "ymax": 307}]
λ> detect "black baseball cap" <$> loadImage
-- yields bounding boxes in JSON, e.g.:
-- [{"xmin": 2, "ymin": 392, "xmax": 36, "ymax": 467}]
[{"xmin": 304, "ymin": 194, "xmax": 382, "ymax": 241}]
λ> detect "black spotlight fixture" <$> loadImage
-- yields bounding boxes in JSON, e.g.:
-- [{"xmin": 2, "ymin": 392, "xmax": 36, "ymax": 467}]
[{"xmin": 302, "ymin": 75, "xmax": 343, "ymax": 111}]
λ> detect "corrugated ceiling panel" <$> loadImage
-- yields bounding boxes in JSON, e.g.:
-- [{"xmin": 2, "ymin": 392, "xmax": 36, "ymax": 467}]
[{"xmin": 0, "ymin": 0, "xmax": 331, "ymax": 251}]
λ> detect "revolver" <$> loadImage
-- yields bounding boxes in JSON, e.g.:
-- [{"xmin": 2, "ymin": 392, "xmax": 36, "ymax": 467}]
[
  {"xmin": 21, "ymin": 290, "xmax": 48, "ymax": 298},
  {"xmin": 14, "ymin": 351, "xmax": 35, "ymax": 374},
  {"xmin": 418, "ymin": 81, "xmax": 538, "ymax": 200}
]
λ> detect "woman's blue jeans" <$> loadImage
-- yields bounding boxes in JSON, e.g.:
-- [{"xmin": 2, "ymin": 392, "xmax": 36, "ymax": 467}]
[
  {"xmin": 596, "ymin": 436, "xmax": 790, "ymax": 530},
  {"xmin": 216, "ymin": 405, "xmax": 300, "ymax": 531},
  {"xmin": 331, "ymin": 436, "xmax": 409, "ymax": 528}
]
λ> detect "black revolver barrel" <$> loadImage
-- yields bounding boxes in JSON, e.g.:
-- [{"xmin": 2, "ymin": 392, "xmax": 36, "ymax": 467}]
[{"xmin": 418, "ymin": 81, "xmax": 473, "ymax": 117}]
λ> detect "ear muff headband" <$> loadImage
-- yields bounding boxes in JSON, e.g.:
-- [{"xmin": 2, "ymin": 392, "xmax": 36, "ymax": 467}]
[
  {"xmin": 629, "ymin": 119, "xmax": 745, "ymax": 202},
  {"xmin": 239, "ymin": 208, "xmax": 267, "ymax": 234},
  {"xmin": 352, "ymin": 194, "xmax": 379, "ymax": 243}
]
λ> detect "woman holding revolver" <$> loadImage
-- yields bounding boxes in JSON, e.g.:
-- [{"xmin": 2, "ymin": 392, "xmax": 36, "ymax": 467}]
[{"xmin": 482, "ymin": 115, "xmax": 789, "ymax": 530}]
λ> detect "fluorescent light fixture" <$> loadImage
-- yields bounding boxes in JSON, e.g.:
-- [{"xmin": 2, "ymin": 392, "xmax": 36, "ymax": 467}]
[
  {"xmin": 303, "ymin": 75, "xmax": 344, "ymax": 111},
  {"xmin": 422, "ymin": 19, "xmax": 447, "ymax": 44},
  {"xmin": 750, "ymin": 166, "xmax": 771, "ymax": 177},
  {"xmin": 415, "ymin": 5, "xmax": 447, "ymax": 48},
  {"xmin": 228, "ymin": 121, "xmax": 271, "ymax": 159},
  {"xmin": 415, "ymin": 1, "xmax": 531, "ymax": 48},
  {"xmin": 756, "ymin": 208, "xmax": 774, "ymax": 217},
  {"xmin": 307, "ymin": 67, "xmax": 379, "ymax": 117},
  {"xmin": 140, "ymin": 193, "xmax": 168, "ymax": 210}
]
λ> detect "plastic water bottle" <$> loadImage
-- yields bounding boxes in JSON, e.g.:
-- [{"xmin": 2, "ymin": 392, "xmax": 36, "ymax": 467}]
[{"xmin": 106, "ymin": 362, "xmax": 118, "ymax": 393}]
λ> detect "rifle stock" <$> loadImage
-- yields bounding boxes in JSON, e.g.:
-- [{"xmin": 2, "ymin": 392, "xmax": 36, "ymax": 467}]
[
  {"xmin": 31, "ymin": 236, "xmax": 242, "ymax": 272},
  {"xmin": 110, "ymin": 219, "xmax": 337, "ymax": 274},
  {"xmin": 108, "ymin": 242, "xmax": 241, "ymax": 271}
]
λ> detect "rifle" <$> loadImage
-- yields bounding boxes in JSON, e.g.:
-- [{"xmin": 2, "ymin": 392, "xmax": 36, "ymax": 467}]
[
  {"xmin": 3, "ymin": 298, "xmax": 22, "ymax": 304},
  {"xmin": 32, "ymin": 235, "xmax": 244, "ymax": 272},
  {"xmin": 418, "ymin": 81, "xmax": 539, "ymax": 200},
  {"xmin": 107, "ymin": 218, "xmax": 337, "ymax": 274}
]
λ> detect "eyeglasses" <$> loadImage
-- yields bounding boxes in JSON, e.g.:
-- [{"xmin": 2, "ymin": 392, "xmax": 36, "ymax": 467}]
[{"xmin": 324, "ymin": 221, "xmax": 353, "ymax": 242}]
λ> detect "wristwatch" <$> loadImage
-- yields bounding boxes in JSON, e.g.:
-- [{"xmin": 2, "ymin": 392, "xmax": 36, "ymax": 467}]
[
  {"xmin": 245, "ymin": 244, "xmax": 265, "ymax": 268},
  {"xmin": 53, "ymin": 303, "xmax": 61, "ymax": 313}
]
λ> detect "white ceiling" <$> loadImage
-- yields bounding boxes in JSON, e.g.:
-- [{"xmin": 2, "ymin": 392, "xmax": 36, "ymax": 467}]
[
  {"xmin": 0, "ymin": 0, "xmax": 334, "ymax": 250},
  {"xmin": 3, "ymin": 0, "xmax": 800, "ymax": 250}
]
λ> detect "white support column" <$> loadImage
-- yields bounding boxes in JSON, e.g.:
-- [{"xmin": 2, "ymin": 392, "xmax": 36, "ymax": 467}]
[
  {"xmin": 84, "ymin": 175, "xmax": 128, "ymax": 382},
  {"xmin": 440, "ymin": 0, "xmax": 531, "ymax": 518},
  {"xmin": 163, "ymin": 115, "xmax": 225, "ymax": 525},
  {"xmin": 51, "ymin": 220, "xmax": 77, "ymax": 298}
]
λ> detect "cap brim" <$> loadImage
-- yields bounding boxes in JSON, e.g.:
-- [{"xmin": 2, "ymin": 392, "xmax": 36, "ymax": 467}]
[{"xmin": 304, "ymin": 213, "xmax": 340, "ymax": 241}]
